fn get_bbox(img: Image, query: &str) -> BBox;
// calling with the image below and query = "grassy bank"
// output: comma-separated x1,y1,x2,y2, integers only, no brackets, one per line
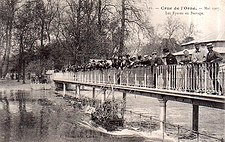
0,79,31,90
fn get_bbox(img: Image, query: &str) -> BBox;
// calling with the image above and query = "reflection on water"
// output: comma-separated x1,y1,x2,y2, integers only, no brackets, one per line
0,90,148,142
0,95,11,142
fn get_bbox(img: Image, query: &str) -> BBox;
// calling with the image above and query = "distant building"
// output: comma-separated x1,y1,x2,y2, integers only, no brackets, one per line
174,32,225,62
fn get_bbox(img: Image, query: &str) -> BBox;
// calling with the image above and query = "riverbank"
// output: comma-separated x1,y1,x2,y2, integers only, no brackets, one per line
0,79,31,90
0,79,52,90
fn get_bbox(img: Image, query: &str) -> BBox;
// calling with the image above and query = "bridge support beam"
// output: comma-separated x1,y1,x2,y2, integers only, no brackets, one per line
192,105,199,132
123,92,126,108
103,90,106,101
76,85,80,97
93,88,95,106
63,83,66,96
158,99,167,132
122,92,126,118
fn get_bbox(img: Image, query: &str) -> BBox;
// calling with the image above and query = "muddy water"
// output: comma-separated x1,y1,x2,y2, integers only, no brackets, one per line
0,89,224,142
0,90,151,142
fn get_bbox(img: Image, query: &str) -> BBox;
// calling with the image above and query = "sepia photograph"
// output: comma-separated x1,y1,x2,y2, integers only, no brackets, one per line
0,0,225,141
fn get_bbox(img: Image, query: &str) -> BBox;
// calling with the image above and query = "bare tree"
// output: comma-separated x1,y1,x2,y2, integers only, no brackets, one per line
15,0,39,83
116,0,153,56
159,16,198,51
0,0,155,75
180,22,197,44
162,16,183,40
0,0,19,78
159,16,183,52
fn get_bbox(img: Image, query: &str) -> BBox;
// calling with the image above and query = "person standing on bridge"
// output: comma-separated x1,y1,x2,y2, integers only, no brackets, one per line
163,48,177,65
162,48,177,89
179,49,192,91
205,43,223,95
192,43,207,64
151,52,164,88
191,43,207,92
180,49,192,65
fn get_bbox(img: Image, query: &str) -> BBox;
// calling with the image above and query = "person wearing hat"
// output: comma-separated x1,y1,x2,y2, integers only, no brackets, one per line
180,49,192,64
178,49,192,91
134,55,143,67
151,52,164,87
128,56,136,68
120,55,128,69
162,48,177,65
205,43,223,63
192,43,207,63
151,52,164,66
205,43,223,95
142,54,151,66
162,48,177,89
191,43,207,91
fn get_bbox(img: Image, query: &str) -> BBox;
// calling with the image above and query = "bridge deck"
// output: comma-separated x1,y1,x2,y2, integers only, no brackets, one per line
53,78,225,109
53,63,225,109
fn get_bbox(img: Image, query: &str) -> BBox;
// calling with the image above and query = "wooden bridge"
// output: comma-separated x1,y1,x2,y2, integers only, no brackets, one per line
53,62,225,141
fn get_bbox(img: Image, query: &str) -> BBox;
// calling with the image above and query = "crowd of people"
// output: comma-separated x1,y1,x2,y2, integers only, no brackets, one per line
57,43,224,95
59,42,223,73
4,42,223,95
59,49,173,73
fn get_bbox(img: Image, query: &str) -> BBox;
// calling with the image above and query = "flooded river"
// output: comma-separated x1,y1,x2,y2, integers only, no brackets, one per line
0,90,155,142
0,89,224,142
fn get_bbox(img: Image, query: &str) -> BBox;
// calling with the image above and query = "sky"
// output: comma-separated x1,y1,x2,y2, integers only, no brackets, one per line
57,0,225,40
148,0,225,40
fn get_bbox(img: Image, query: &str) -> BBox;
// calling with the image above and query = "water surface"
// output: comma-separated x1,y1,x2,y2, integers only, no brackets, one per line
0,90,153,142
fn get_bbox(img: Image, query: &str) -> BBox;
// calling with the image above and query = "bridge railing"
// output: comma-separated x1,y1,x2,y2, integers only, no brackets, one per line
53,62,225,95
156,63,225,95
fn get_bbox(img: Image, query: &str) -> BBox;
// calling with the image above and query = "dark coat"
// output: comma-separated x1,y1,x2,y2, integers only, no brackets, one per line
151,57,164,66
165,53,177,65
206,51,223,63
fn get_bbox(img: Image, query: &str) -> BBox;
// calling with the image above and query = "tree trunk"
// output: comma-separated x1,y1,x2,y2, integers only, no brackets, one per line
76,0,81,64
0,58,5,78
21,35,25,84
2,24,9,78
40,18,45,74
4,22,13,77
22,59,25,84
17,34,23,82
98,0,102,33
2,0,16,78
119,0,125,56
0,46,7,78
85,0,92,63
0,24,4,78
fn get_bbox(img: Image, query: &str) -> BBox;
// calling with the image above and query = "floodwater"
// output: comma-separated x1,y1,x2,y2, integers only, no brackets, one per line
0,90,155,142
0,89,224,142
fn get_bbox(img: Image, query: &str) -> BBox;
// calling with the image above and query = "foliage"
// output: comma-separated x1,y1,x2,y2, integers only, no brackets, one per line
140,16,196,55
0,0,197,80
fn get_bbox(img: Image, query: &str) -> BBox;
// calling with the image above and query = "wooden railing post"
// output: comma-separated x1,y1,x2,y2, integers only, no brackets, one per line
204,64,207,93
126,70,129,86
113,70,116,84
134,70,137,86
102,71,105,84
98,71,101,83
155,66,158,88
144,67,147,87
184,65,187,91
